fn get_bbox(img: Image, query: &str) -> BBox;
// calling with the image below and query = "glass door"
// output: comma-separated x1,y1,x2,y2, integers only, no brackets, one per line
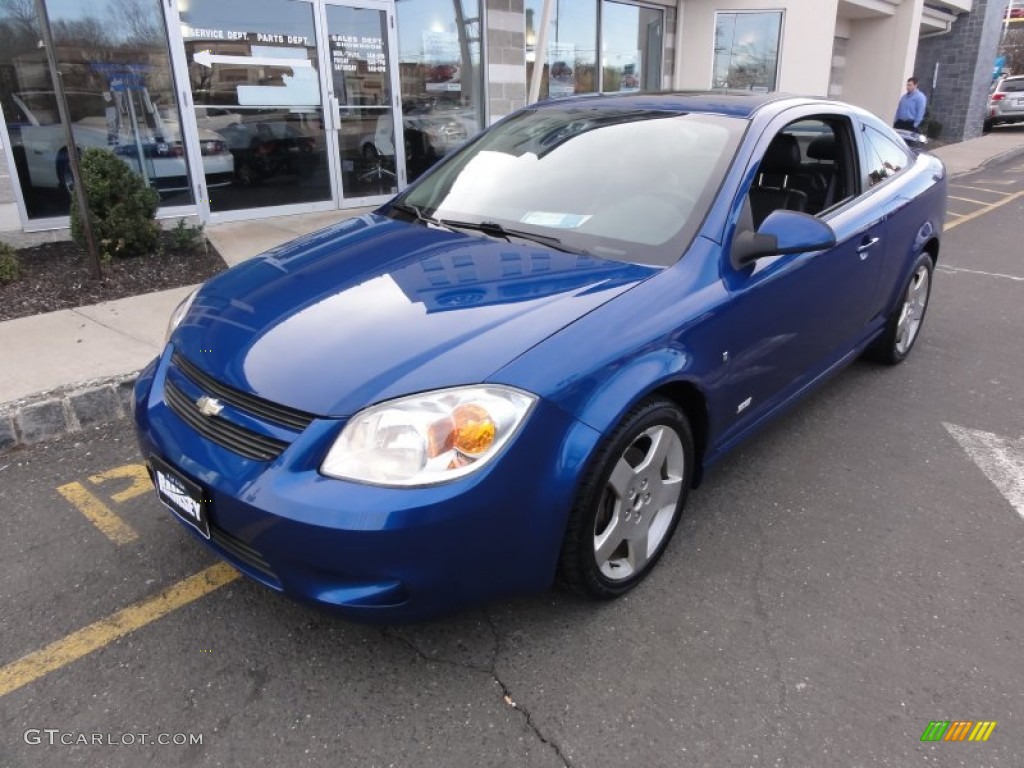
317,0,404,207
173,0,335,220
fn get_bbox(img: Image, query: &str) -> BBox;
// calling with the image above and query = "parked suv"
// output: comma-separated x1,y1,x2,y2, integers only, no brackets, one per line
985,75,1024,131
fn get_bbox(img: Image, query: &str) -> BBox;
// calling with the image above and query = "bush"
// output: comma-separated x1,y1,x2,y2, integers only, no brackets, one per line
70,148,161,261
168,218,206,252
0,242,18,284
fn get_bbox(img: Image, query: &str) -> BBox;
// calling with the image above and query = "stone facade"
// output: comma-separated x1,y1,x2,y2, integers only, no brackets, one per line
914,0,1006,142
829,36,848,100
485,0,527,123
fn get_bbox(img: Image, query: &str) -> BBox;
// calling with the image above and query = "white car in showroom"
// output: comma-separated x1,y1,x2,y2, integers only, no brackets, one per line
9,90,233,194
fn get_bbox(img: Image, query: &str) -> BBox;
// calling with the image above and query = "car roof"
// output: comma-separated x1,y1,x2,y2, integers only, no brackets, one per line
531,90,820,119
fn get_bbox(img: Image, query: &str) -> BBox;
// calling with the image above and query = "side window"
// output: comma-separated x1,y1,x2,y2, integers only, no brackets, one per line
863,126,912,187
746,116,857,227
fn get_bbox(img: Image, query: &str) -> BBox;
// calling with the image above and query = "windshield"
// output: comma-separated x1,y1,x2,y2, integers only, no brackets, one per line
395,106,745,266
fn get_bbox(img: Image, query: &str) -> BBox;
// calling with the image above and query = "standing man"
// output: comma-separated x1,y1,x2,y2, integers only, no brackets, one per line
894,77,927,132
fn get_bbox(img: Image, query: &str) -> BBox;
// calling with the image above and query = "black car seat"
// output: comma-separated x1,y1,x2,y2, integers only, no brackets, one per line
749,134,808,227
805,133,840,210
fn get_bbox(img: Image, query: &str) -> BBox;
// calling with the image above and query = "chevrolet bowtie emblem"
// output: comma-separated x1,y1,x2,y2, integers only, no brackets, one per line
196,395,224,417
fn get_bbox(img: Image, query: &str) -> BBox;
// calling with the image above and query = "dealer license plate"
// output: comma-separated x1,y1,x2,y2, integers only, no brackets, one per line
151,456,211,539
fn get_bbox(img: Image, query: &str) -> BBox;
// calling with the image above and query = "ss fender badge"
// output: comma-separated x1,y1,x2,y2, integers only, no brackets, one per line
196,395,224,418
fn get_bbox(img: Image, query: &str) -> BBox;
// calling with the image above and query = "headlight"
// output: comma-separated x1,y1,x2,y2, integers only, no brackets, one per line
321,385,537,486
165,288,199,344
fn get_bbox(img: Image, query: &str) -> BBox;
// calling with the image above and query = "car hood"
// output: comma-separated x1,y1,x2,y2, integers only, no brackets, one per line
175,214,657,417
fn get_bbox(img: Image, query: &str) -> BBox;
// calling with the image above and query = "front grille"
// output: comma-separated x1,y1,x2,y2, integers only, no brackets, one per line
172,352,315,431
209,525,279,585
165,379,288,461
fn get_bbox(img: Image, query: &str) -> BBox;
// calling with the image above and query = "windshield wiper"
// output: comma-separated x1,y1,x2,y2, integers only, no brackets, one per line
390,202,453,231
439,219,590,255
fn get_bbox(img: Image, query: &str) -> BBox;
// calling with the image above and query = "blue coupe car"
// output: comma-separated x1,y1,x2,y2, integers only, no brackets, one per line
134,92,947,621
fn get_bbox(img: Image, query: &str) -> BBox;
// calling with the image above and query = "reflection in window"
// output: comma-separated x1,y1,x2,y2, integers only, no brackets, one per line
525,1,667,100
0,0,191,219
864,127,910,187
326,5,398,200
395,0,483,182
713,11,782,92
525,1,597,98
601,1,663,94
180,0,330,212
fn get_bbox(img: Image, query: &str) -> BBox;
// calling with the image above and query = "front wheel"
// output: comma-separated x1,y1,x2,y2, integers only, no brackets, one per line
559,397,693,599
865,252,934,364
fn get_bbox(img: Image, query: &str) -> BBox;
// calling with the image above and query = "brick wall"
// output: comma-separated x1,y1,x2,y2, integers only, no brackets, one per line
914,0,1006,142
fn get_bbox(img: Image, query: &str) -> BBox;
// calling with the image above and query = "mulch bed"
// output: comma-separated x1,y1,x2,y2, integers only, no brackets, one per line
0,237,226,322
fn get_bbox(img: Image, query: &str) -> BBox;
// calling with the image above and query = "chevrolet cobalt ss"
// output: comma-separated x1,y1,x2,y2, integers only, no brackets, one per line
134,93,947,621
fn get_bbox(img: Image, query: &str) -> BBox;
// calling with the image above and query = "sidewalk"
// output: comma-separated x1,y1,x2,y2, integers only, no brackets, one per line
2,130,1023,452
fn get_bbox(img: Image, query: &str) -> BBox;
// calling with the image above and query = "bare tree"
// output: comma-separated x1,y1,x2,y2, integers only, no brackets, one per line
1000,27,1024,75
0,0,37,37
106,0,162,45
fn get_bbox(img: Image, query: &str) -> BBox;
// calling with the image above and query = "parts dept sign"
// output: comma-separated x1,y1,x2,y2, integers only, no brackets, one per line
184,25,320,107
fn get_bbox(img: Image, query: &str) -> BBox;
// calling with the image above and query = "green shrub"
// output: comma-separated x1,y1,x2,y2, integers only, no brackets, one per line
168,218,206,252
70,148,161,261
0,242,18,284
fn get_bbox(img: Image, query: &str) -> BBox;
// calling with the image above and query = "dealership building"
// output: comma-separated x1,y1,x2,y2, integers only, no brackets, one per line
0,0,1007,239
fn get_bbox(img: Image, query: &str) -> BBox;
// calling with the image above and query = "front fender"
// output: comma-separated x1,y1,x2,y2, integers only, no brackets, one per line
488,238,727,457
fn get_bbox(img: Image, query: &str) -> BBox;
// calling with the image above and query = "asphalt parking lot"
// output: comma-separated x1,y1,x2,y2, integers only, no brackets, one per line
1,153,1023,767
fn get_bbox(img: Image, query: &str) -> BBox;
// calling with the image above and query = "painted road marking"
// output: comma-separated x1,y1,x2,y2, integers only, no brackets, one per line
89,464,152,504
944,424,1024,521
945,191,1024,231
937,265,1024,282
950,184,1012,195
58,463,154,544
0,563,239,698
57,482,138,545
948,194,999,205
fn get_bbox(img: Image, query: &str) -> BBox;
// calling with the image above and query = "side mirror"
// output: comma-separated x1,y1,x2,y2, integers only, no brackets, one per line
731,210,837,268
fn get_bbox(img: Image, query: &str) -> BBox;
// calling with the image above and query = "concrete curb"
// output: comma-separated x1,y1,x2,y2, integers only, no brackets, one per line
0,372,139,454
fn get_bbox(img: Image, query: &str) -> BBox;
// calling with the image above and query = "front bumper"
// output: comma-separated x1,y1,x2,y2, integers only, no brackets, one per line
132,346,601,622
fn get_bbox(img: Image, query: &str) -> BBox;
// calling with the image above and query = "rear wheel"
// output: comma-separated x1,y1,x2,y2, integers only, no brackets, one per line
559,397,693,599
57,149,74,196
865,252,934,364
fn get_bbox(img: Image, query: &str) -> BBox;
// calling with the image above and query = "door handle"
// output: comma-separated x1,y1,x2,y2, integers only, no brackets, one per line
856,237,880,259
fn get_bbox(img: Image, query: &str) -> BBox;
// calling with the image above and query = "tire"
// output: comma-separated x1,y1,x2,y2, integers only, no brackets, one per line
865,252,934,365
236,162,259,187
57,149,74,197
559,397,693,599
982,119,993,134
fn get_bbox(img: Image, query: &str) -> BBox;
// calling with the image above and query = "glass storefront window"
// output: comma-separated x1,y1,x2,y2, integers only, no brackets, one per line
179,0,331,213
395,0,483,182
601,1,663,94
0,0,191,220
525,1,598,99
525,1,665,99
713,11,783,92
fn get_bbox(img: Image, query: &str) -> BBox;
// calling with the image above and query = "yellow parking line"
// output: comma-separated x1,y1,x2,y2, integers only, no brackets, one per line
57,482,138,545
945,210,967,218
0,563,239,698
946,191,1024,231
89,464,152,504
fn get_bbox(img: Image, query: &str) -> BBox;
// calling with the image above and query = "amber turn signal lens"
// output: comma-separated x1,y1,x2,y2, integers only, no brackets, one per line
452,403,496,457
